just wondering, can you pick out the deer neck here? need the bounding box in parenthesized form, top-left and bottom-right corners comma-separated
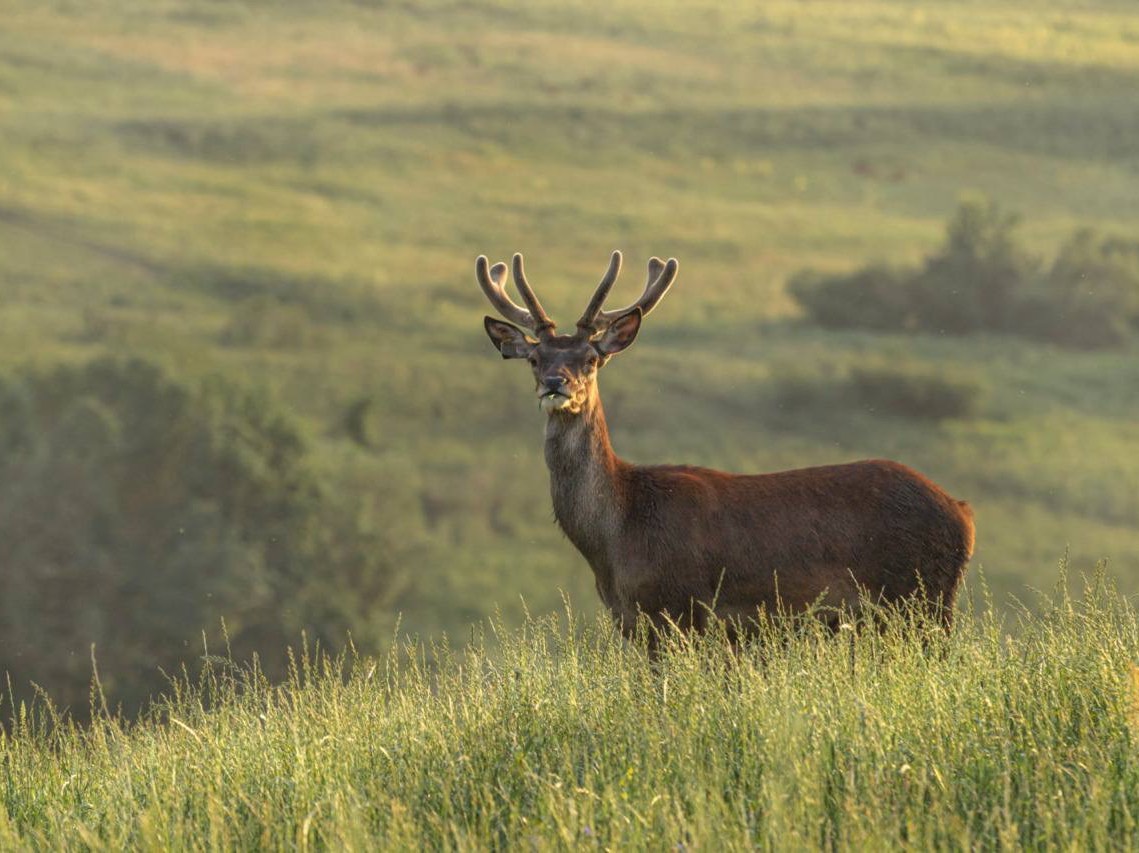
(543, 386, 625, 566)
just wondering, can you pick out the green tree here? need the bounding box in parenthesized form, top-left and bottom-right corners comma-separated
(0, 358, 395, 719)
(1024, 230, 1139, 348)
(909, 198, 1037, 334)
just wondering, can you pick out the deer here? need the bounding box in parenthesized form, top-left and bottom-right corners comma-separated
(477, 251, 975, 645)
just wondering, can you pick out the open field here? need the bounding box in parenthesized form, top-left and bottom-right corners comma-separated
(2, 582, 1138, 848)
(1, 0, 1138, 680)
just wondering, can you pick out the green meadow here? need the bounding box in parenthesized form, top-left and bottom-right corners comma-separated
(3, 584, 1139, 848)
(2, 0, 1138, 695)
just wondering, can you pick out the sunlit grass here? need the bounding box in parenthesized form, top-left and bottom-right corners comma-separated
(2, 574, 1137, 848)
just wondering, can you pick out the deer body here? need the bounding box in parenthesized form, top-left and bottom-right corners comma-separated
(478, 251, 974, 638)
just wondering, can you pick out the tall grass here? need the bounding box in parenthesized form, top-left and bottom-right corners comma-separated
(3, 573, 1136, 849)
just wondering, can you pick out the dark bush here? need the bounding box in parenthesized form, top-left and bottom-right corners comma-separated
(773, 363, 985, 422)
(788, 264, 916, 331)
(1018, 230, 1139, 348)
(0, 358, 395, 719)
(907, 200, 1036, 334)
(847, 365, 985, 421)
(343, 395, 384, 449)
(789, 200, 1138, 348)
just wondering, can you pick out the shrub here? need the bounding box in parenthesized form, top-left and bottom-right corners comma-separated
(788, 264, 915, 331)
(343, 395, 384, 449)
(773, 362, 985, 422)
(0, 357, 395, 718)
(907, 200, 1036, 334)
(789, 200, 1138, 348)
(847, 364, 985, 421)
(1020, 230, 1139, 348)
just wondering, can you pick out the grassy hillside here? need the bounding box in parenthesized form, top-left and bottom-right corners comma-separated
(1, 0, 1138, 651)
(2, 582, 1137, 848)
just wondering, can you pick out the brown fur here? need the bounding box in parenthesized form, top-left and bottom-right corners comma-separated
(544, 388, 974, 640)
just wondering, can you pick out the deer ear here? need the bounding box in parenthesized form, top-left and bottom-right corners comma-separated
(595, 308, 642, 355)
(484, 316, 536, 359)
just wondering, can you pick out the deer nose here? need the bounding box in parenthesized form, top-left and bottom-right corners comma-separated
(542, 376, 567, 394)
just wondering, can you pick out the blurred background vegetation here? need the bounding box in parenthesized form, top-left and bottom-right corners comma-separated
(1, 0, 1137, 716)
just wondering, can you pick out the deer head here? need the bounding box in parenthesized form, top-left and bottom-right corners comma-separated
(478, 251, 679, 415)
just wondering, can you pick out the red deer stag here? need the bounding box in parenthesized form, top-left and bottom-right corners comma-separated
(477, 251, 974, 642)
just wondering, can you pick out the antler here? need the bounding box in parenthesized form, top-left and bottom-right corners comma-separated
(574, 250, 623, 334)
(576, 252, 679, 334)
(476, 253, 555, 337)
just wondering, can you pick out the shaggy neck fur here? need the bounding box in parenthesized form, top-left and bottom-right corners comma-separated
(543, 383, 625, 574)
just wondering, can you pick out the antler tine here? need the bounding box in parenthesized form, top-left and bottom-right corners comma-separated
(476, 255, 538, 330)
(575, 250, 623, 333)
(510, 254, 556, 337)
(594, 256, 679, 327)
(644, 256, 666, 288)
